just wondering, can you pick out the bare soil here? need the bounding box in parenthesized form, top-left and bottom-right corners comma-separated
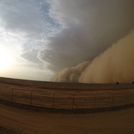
(0, 77, 134, 134)
(1, 77, 134, 110)
(0, 104, 134, 134)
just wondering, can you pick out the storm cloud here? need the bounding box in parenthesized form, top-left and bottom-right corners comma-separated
(39, 0, 134, 74)
(52, 31, 134, 83)
(0, 0, 134, 82)
(47, 0, 134, 83)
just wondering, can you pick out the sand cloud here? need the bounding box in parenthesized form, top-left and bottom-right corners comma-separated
(0, 0, 134, 81)
(51, 61, 90, 82)
(39, 0, 134, 75)
(52, 31, 134, 83)
(79, 31, 134, 83)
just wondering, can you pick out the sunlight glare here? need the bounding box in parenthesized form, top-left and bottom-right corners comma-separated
(0, 46, 12, 70)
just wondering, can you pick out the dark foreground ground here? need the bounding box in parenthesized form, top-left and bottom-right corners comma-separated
(0, 104, 134, 134)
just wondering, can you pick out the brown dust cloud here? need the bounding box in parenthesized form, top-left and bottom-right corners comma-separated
(51, 31, 134, 83)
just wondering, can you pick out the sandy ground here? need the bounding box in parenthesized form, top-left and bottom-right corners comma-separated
(0, 104, 134, 134)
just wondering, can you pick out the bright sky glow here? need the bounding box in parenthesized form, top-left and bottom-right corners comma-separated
(0, 45, 13, 70)
(0, 0, 60, 80)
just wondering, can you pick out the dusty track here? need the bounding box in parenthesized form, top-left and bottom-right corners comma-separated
(0, 126, 17, 134)
(0, 103, 134, 134)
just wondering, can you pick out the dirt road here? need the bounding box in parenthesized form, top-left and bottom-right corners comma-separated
(0, 104, 134, 134)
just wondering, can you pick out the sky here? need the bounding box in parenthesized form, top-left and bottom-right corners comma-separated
(0, 0, 134, 82)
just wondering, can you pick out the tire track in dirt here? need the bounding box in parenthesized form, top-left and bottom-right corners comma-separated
(0, 126, 17, 134)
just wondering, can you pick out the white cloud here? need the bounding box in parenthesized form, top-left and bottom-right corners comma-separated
(0, 0, 60, 71)
(0, 0, 59, 35)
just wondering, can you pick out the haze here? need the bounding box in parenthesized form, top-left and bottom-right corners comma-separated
(0, 0, 134, 83)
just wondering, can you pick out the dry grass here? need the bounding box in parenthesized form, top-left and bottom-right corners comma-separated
(0, 77, 134, 111)
(0, 77, 134, 134)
